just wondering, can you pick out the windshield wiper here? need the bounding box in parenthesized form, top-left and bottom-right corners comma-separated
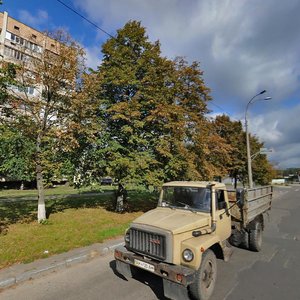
(176, 201, 190, 208)
(161, 201, 174, 209)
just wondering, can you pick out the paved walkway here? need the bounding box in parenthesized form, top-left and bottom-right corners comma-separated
(0, 237, 124, 289)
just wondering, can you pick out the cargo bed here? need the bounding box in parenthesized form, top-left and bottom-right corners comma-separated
(227, 186, 273, 226)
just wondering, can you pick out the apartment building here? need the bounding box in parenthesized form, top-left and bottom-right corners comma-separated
(0, 11, 60, 96)
(0, 11, 58, 59)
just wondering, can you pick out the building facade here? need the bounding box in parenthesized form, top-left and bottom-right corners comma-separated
(0, 11, 58, 60)
(0, 11, 60, 96)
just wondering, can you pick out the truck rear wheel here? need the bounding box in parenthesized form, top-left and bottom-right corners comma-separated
(189, 249, 217, 300)
(229, 229, 249, 249)
(249, 221, 262, 252)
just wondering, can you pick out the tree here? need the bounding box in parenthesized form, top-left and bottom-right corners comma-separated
(250, 136, 275, 185)
(213, 115, 246, 187)
(93, 21, 176, 187)
(90, 21, 230, 188)
(0, 30, 93, 222)
(213, 114, 274, 186)
(172, 59, 231, 181)
(0, 126, 35, 187)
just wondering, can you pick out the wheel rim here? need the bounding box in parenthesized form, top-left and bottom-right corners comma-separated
(201, 260, 215, 289)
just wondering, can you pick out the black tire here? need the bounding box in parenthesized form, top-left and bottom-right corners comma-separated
(189, 249, 217, 300)
(229, 229, 249, 249)
(249, 222, 262, 252)
(240, 230, 249, 249)
(229, 230, 241, 247)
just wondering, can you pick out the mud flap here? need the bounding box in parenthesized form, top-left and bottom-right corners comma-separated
(163, 279, 190, 300)
(116, 260, 133, 278)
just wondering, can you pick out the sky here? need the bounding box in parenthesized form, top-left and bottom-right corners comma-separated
(2, 0, 300, 170)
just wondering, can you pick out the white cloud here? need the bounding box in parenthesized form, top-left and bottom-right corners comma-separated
(18, 9, 49, 28)
(74, 0, 300, 105)
(250, 105, 300, 168)
(74, 0, 300, 168)
(84, 46, 102, 70)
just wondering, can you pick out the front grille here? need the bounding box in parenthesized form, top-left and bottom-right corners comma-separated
(129, 228, 166, 260)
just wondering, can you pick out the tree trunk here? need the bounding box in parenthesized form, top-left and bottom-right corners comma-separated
(36, 164, 46, 222)
(36, 133, 46, 222)
(115, 183, 128, 213)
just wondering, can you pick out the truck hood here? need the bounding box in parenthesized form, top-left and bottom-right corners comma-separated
(132, 207, 210, 234)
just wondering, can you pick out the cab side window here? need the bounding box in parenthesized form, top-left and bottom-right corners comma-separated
(216, 190, 227, 210)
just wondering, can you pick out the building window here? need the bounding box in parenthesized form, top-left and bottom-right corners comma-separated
(17, 86, 35, 95)
(32, 34, 37, 40)
(14, 25, 20, 30)
(27, 86, 35, 95)
(4, 46, 28, 61)
(14, 50, 23, 60)
(4, 46, 12, 57)
(5, 31, 42, 53)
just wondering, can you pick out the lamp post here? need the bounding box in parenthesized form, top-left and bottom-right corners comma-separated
(245, 90, 271, 188)
(251, 148, 273, 160)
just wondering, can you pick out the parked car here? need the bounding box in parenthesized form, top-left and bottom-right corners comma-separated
(100, 177, 113, 186)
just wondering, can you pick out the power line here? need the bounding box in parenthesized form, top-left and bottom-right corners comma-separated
(55, 0, 115, 39)
(56, 0, 240, 124)
(209, 101, 239, 120)
(209, 101, 228, 113)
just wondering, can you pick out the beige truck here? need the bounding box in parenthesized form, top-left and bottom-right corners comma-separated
(114, 181, 272, 300)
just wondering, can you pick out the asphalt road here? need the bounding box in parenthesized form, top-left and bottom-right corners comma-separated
(1, 186, 299, 300)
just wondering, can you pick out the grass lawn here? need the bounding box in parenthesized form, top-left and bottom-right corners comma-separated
(0, 184, 115, 199)
(0, 187, 158, 269)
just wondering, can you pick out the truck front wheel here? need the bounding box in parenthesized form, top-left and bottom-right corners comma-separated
(249, 221, 262, 252)
(189, 249, 217, 300)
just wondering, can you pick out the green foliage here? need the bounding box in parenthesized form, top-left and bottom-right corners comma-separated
(0, 20, 274, 193)
(250, 135, 275, 185)
(213, 115, 246, 184)
(88, 20, 230, 187)
(0, 30, 96, 221)
(0, 126, 35, 181)
(213, 114, 274, 185)
(0, 63, 17, 104)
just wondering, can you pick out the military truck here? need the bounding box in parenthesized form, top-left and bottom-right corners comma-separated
(114, 181, 273, 300)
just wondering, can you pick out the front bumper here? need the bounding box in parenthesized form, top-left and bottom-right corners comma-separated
(114, 246, 195, 287)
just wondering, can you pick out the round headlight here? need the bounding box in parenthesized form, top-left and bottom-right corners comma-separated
(182, 249, 194, 262)
(125, 231, 130, 243)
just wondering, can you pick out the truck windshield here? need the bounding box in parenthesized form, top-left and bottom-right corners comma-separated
(160, 186, 211, 212)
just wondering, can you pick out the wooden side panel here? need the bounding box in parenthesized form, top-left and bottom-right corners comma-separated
(228, 186, 273, 226)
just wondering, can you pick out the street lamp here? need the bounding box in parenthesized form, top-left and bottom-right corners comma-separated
(245, 90, 271, 188)
(251, 148, 273, 160)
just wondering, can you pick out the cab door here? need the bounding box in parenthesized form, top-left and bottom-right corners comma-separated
(215, 190, 231, 239)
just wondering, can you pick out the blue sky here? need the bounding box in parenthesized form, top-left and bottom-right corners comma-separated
(2, 0, 300, 169)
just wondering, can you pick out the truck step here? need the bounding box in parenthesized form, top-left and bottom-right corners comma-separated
(221, 240, 234, 262)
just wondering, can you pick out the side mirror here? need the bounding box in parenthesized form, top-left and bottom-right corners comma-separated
(236, 188, 245, 208)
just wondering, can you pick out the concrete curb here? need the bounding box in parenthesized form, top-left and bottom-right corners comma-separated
(0, 238, 124, 289)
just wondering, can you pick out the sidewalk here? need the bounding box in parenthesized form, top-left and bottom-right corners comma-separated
(0, 237, 124, 289)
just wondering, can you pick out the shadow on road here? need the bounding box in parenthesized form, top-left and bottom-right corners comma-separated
(109, 260, 167, 300)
